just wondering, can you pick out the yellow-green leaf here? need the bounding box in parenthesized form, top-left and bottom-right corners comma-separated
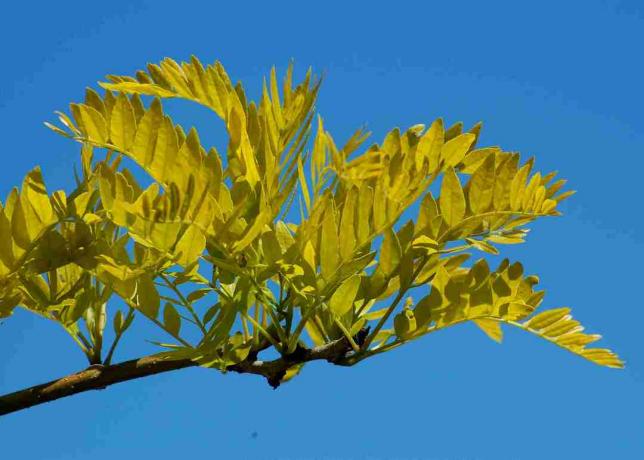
(468, 154, 495, 214)
(474, 318, 503, 343)
(394, 308, 416, 339)
(175, 225, 206, 266)
(328, 275, 361, 316)
(320, 207, 340, 279)
(525, 307, 570, 330)
(136, 277, 160, 319)
(75, 104, 108, 143)
(380, 228, 402, 276)
(100, 81, 177, 98)
(132, 98, 163, 166)
(163, 302, 181, 337)
(110, 93, 137, 150)
(416, 119, 444, 171)
(339, 187, 358, 260)
(439, 168, 466, 227)
(441, 133, 475, 167)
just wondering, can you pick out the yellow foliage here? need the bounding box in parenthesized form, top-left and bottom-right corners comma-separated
(0, 56, 619, 376)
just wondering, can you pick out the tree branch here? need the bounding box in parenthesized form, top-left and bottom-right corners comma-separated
(0, 333, 364, 416)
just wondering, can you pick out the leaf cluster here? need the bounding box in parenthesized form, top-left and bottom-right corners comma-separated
(0, 57, 621, 387)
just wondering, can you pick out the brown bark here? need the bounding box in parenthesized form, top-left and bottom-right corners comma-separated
(0, 336, 356, 416)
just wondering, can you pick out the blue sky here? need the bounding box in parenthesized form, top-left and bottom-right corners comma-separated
(1, 1, 643, 458)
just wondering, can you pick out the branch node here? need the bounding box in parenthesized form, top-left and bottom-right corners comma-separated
(267, 370, 286, 389)
(283, 343, 308, 363)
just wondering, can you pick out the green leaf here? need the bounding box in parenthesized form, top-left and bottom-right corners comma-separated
(328, 275, 361, 316)
(414, 288, 442, 327)
(439, 168, 466, 227)
(187, 288, 211, 303)
(113, 310, 124, 334)
(203, 303, 221, 325)
(74, 104, 108, 143)
(397, 251, 415, 290)
(10, 199, 31, 250)
(416, 119, 444, 171)
(132, 98, 164, 167)
(100, 81, 177, 98)
(444, 121, 463, 141)
(510, 159, 533, 211)
(339, 187, 358, 260)
(175, 225, 206, 266)
(136, 277, 160, 319)
(163, 302, 181, 337)
(379, 228, 402, 276)
(394, 307, 416, 339)
(110, 93, 137, 150)
(460, 147, 498, 174)
(468, 154, 495, 214)
(474, 318, 502, 343)
(320, 206, 340, 280)
(297, 157, 311, 212)
(417, 192, 440, 236)
(442, 133, 475, 167)
(466, 238, 499, 255)
(275, 221, 295, 252)
(525, 307, 570, 330)
(519, 308, 623, 368)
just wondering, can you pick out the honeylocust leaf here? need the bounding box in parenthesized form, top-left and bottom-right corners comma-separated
(440, 168, 466, 227)
(328, 275, 361, 317)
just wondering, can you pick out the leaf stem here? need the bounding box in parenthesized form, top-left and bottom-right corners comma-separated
(104, 308, 135, 365)
(361, 255, 429, 350)
(160, 273, 207, 336)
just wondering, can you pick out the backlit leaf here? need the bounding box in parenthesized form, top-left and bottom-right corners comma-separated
(440, 168, 466, 227)
(328, 275, 361, 316)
